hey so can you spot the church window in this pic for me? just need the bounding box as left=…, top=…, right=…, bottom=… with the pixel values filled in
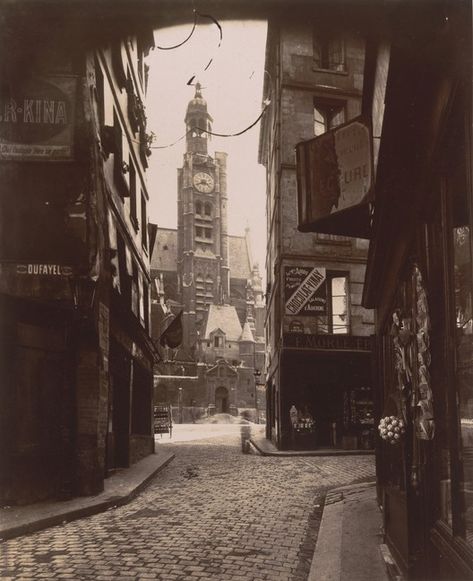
left=204, top=202, right=212, bottom=216
left=196, top=226, right=203, bottom=238
left=195, top=201, right=202, bottom=215
left=204, top=228, right=212, bottom=239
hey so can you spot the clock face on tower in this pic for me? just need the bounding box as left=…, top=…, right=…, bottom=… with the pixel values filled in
left=193, top=172, right=214, bottom=193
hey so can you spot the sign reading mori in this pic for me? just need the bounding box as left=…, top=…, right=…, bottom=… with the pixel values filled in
left=285, top=266, right=327, bottom=316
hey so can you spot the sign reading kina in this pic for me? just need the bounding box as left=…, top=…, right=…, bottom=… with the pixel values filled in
left=0, top=76, right=76, bottom=161
left=284, top=266, right=327, bottom=316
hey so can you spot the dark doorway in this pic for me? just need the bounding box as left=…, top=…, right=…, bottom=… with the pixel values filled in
left=215, top=386, right=229, bottom=413
left=109, top=342, right=130, bottom=468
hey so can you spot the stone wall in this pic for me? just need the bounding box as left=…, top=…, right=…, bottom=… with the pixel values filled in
left=130, top=435, right=154, bottom=465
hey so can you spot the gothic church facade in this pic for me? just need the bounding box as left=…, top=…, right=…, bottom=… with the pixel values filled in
left=151, top=84, right=265, bottom=417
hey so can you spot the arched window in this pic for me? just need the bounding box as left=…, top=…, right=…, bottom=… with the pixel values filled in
left=204, top=202, right=212, bottom=216
left=189, top=118, right=200, bottom=138
left=195, top=200, right=202, bottom=215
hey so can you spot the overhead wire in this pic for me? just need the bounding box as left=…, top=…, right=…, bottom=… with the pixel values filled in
left=149, top=70, right=273, bottom=149
left=156, top=8, right=198, bottom=51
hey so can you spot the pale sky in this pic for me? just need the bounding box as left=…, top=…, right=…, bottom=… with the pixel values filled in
left=146, top=19, right=268, bottom=273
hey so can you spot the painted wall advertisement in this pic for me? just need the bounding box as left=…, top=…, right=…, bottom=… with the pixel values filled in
left=0, top=76, right=76, bottom=161
left=284, top=266, right=327, bottom=317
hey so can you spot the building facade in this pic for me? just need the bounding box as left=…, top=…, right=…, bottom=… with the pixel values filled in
left=259, top=17, right=374, bottom=450
left=0, top=19, right=156, bottom=504
left=292, top=1, right=472, bottom=577
left=360, top=3, right=473, bottom=578
left=151, top=85, right=265, bottom=418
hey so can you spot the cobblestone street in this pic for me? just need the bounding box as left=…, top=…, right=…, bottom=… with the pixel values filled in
left=1, top=425, right=375, bottom=580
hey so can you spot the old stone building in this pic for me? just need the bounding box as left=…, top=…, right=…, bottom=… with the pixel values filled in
left=151, top=85, right=265, bottom=418
left=259, top=17, right=374, bottom=449
left=0, top=16, right=156, bottom=504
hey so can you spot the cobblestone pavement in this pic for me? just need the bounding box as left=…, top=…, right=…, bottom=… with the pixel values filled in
left=1, top=426, right=375, bottom=580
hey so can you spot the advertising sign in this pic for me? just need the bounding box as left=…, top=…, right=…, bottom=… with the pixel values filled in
left=0, top=76, right=76, bottom=161
left=15, top=263, right=73, bottom=276
left=296, top=117, right=373, bottom=237
left=284, top=266, right=327, bottom=316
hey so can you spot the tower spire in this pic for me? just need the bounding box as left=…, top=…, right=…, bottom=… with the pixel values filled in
left=185, top=82, right=213, bottom=154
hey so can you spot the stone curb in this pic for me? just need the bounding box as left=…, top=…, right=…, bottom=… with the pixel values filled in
left=0, top=452, right=175, bottom=541
left=249, top=437, right=375, bottom=457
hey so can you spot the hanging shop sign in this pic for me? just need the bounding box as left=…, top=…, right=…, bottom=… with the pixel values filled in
left=0, top=76, right=76, bottom=161
left=284, top=266, right=327, bottom=316
left=284, top=332, right=372, bottom=352
left=296, top=116, right=373, bottom=238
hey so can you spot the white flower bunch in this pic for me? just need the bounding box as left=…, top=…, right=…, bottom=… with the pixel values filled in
left=378, top=416, right=405, bottom=445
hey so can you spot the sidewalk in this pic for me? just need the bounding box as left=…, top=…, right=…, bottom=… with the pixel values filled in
left=249, top=431, right=375, bottom=457
left=250, top=435, right=389, bottom=581
left=0, top=446, right=174, bottom=541
left=308, top=482, right=389, bottom=581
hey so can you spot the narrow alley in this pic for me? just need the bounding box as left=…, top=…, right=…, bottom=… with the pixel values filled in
left=2, top=426, right=375, bottom=580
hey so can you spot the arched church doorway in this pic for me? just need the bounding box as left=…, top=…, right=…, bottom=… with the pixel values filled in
left=215, top=386, right=229, bottom=413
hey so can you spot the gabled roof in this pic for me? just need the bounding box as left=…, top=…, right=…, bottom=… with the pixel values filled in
left=151, top=228, right=178, bottom=272
left=151, top=229, right=254, bottom=281
left=206, top=358, right=238, bottom=377
left=203, top=304, right=242, bottom=341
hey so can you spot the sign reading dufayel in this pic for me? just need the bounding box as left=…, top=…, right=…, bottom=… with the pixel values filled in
left=0, top=76, right=76, bottom=161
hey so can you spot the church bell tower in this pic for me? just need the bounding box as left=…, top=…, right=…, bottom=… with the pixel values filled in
left=177, top=83, right=230, bottom=354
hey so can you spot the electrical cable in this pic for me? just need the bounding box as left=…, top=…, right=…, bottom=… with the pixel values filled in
left=150, top=102, right=270, bottom=149
left=156, top=9, right=197, bottom=50
left=143, top=70, right=273, bottom=149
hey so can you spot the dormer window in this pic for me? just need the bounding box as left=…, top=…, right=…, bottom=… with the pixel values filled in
left=214, top=335, right=224, bottom=348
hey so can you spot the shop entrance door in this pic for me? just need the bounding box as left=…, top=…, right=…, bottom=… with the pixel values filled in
left=313, top=383, right=343, bottom=447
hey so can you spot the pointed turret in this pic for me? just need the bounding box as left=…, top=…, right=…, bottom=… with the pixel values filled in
left=240, top=320, right=255, bottom=343
left=185, top=82, right=213, bottom=154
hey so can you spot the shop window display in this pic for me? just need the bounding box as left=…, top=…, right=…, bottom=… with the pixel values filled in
left=452, top=188, right=473, bottom=545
